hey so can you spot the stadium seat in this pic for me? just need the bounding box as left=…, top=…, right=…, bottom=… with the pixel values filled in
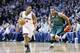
left=66, top=32, right=75, bottom=43
left=35, top=32, right=51, bottom=42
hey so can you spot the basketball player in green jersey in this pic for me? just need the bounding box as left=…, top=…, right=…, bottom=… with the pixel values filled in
left=48, top=9, right=71, bottom=48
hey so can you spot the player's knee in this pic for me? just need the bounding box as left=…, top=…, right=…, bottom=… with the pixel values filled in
left=24, top=36, right=30, bottom=42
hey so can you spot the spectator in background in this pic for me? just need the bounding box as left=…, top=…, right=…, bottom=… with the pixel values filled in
left=39, top=15, right=49, bottom=33
left=9, top=23, right=16, bottom=41
left=2, top=23, right=10, bottom=41
left=11, top=23, right=22, bottom=41
left=0, top=25, right=4, bottom=41
left=0, top=0, right=80, bottom=42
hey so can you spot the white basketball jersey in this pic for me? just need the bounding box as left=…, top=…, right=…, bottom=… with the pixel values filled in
left=20, top=11, right=34, bottom=24
left=20, top=11, right=35, bottom=38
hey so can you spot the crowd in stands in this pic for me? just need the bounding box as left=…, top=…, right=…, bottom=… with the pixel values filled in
left=0, top=0, right=80, bottom=42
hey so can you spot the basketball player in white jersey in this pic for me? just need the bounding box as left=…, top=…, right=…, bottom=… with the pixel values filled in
left=18, top=6, right=37, bottom=52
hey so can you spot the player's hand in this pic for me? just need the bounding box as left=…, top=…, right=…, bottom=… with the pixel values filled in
left=33, top=22, right=37, bottom=28
left=18, top=18, right=25, bottom=26
left=64, top=25, right=71, bottom=32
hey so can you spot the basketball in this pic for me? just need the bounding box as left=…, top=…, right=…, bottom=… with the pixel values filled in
left=18, top=18, right=25, bottom=26
left=64, top=25, right=71, bottom=32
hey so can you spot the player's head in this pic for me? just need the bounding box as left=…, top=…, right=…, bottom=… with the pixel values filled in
left=26, top=6, right=32, bottom=13
left=50, top=8, right=58, bottom=16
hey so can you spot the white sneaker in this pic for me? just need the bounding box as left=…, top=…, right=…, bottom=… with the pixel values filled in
left=50, top=43, right=54, bottom=48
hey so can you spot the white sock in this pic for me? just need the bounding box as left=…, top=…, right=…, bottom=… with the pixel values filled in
left=51, top=43, right=54, bottom=46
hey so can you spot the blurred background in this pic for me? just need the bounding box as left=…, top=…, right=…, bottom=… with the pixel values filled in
left=0, top=0, right=80, bottom=43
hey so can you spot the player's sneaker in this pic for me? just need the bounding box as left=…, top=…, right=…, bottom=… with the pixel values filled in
left=26, top=48, right=30, bottom=52
left=24, top=45, right=30, bottom=52
left=50, top=43, right=54, bottom=48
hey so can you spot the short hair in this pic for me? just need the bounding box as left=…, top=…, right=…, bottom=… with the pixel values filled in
left=50, top=9, right=58, bottom=15
left=24, top=5, right=32, bottom=10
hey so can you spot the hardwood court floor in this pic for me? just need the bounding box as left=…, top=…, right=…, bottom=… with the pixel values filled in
left=0, top=42, right=80, bottom=53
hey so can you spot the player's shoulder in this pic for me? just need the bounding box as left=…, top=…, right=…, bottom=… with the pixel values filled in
left=20, top=11, right=25, bottom=14
left=31, top=11, right=35, bottom=15
left=31, top=11, right=34, bottom=14
left=19, top=11, right=25, bottom=18
left=58, top=12, right=66, bottom=17
left=58, top=12, right=63, bottom=15
left=20, top=11, right=25, bottom=16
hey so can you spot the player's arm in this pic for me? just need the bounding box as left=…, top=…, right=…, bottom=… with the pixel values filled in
left=60, top=13, right=71, bottom=32
left=48, top=15, right=51, bottom=27
left=18, top=12, right=22, bottom=22
left=17, top=12, right=25, bottom=27
left=48, top=14, right=52, bottom=31
left=32, top=13, right=37, bottom=27
left=60, top=13, right=71, bottom=26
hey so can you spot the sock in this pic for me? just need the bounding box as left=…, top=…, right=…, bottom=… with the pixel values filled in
left=51, top=43, right=54, bottom=46
left=25, top=45, right=30, bottom=49
left=50, top=36, right=55, bottom=43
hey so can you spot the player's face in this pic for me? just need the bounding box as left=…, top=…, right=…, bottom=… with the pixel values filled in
left=26, top=6, right=32, bottom=13
left=51, top=9, right=57, bottom=16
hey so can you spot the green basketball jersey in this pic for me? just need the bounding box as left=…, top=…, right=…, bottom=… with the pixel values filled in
left=51, top=14, right=65, bottom=27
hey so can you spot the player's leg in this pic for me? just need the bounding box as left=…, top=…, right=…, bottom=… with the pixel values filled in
left=56, top=26, right=65, bottom=42
left=50, top=27, right=56, bottom=48
left=50, top=35, right=60, bottom=48
left=56, top=26, right=64, bottom=35
left=22, top=25, right=31, bottom=52
left=50, top=26, right=60, bottom=48
left=50, top=34, right=55, bottom=48
left=24, top=34, right=31, bottom=52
